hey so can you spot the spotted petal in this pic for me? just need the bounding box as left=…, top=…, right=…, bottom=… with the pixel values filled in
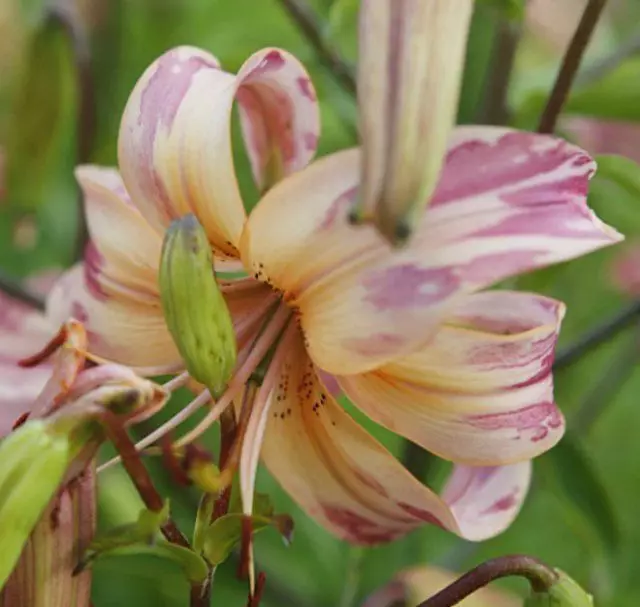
left=254, top=329, right=531, bottom=542
left=338, top=291, right=565, bottom=466
left=243, top=128, right=621, bottom=374
left=119, top=46, right=320, bottom=256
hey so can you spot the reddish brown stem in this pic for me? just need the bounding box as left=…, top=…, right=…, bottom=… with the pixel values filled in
left=537, top=0, right=608, bottom=133
left=213, top=406, right=238, bottom=520
left=97, top=410, right=189, bottom=548
left=417, top=555, right=558, bottom=607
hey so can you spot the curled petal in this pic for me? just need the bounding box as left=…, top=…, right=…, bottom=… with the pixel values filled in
left=119, top=46, right=320, bottom=255
left=76, top=165, right=162, bottom=303
left=46, top=265, right=181, bottom=372
left=258, top=331, right=530, bottom=543
left=244, top=128, right=620, bottom=374
left=338, top=292, right=565, bottom=466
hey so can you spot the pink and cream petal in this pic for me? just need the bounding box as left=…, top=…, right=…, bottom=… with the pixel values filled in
left=119, top=46, right=320, bottom=256
left=46, top=265, right=181, bottom=372
left=338, top=292, right=566, bottom=466
left=77, top=166, right=162, bottom=303
left=338, top=368, right=562, bottom=466
left=441, top=462, right=532, bottom=542
left=258, top=331, right=529, bottom=543
left=384, top=291, right=564, bottom=392
left=245, top=128, right=620, bottom=374
left=0, top=289, right=53, bottom=436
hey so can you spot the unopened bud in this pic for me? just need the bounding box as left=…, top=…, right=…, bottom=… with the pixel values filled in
left=525, top=570, right=593, bottom=606
left=1, top=467, right=96, bottom=607
left=160, top=214, right=237, bottom=397
left=355, top=0, right=474, bottom=245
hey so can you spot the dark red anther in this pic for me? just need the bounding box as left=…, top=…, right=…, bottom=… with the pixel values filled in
left=18, top=324, right=68, bottom=367
left=11, top=412, right=30, bottom=430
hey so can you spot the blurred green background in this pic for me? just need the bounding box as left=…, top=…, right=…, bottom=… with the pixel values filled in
left=4, top=0, right=640, bottom=605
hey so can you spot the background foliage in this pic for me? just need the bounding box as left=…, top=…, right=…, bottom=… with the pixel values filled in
left=3, top=0, right=640, bottom=605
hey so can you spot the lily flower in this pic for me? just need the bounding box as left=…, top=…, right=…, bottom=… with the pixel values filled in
left=48, top=46, right=621, bottom=544
left=0, top=283, right=167, bottom=603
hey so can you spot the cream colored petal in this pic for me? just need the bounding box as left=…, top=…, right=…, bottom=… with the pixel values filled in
left=119, top=46, right=320, bottom=255
left=46, top=265, right=181, bottom=372
left=76, top=165, right=162, bottom=303
left=258, top=331, right=531, bottom=542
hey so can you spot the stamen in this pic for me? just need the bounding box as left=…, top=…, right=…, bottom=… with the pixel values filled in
left=162, top=371, right=190, bottom=392
left=234, top=293, right=279, bottom=342
left=173, top=305, right=292, bottom=447
left=239, top=322, right=297, bottom=515
left=97, top=388, right=212, bottom=473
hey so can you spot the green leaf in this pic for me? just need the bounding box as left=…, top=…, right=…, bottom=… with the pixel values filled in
left=86, top=541, right=209, bottom=584
left=541, top=432, right=619, bottom=552
left=515, top=59, right=640, bottom=127
left=477, top=0, right=526, bottom=21
left=77, top=502, right=170, bottom=570
left=457, top=3, right=499, bottom=124
left=202, top=512, right=294, bottom=567
left=5, top=10, right=79, bottom=211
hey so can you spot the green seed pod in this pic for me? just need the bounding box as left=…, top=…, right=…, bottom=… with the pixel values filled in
left=159, top=214, right=237, bottom=397
left=525, top=569, right=594, bottom=606
left=0, top=421, right=71, bottom=588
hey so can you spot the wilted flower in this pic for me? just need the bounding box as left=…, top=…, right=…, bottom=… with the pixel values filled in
left=355, top=0, right=475, bottom=243
left=49, top=45, right=621, bottom=544
left=0, top=284, right=167, bottom=602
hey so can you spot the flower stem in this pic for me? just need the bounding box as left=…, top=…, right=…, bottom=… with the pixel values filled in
left=338, top=547, right=366, bottom=607
left=537, top=0, right=608, bottom=133
left=278, top=0, right=356, bottom=95
left=96, top=409, right=189, bottom=548
left=417, top=555, right=558, bottom=607
left=553, top=299, right=640, bottom=371
left=481, top=18, right=522, bottom=126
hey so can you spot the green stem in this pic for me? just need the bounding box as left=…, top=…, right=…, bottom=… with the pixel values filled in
left=338, top=547, right=366, bottom=607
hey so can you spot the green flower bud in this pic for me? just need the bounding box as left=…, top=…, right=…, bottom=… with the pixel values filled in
left=0, top=421, right=71, bottom=588
left=525, top=570, right=594, bottom=606
left=160, top=214, right=237, bottom=397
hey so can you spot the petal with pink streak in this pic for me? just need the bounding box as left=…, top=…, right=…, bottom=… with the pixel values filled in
left=119, top=46, right=320, bottom=255
left=338, top=291, right=565, bottom=466
left=243, top=128, right=620, bottom=374
left=0, top=289, right=53, bottom=437
left=46, top=265, right=182, bottom=373
left=258, top=332, right=530, bottom=543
